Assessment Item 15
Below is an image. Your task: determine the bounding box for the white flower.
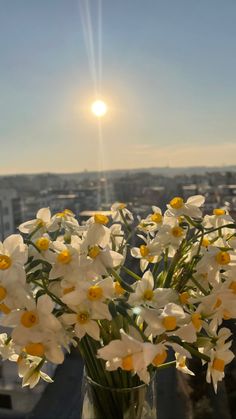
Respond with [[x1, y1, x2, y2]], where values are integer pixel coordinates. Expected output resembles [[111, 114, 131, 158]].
[[203, 209, 234, 239], [19, 208, 56, 235], [82, 244, 124, 276], [141, 303, 188, 337], [175, 353, 195, 376], [197, 247, 236, 274], [1, 295, 62, 349], [138, 206, 163, 234], [0, 235, 28, 285], [18, 357, 53, 388], [128, 270, 177, 308], [206, 346, 234, 393], [0, 280, 30, 313], [111, 203, 133, 224], [131, 236, 162, 272], [47, 239, 80, 280], [84, 213, 111, 248], [62, 303, 101, 341], [155, 221, 186, 257], [97, 330, 150, 384], [30, 233, 53, 260], [62, 276, 113, 321], [197, 282, 236, 331], [0, 334, 19, 361], [50, 209, 79, 233], [165, 195, 205, 218]]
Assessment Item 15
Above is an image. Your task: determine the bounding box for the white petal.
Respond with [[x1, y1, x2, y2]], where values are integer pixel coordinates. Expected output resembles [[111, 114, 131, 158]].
[[37, 208, 51, 223], [37, 295, 54, 314], [4, 235, 23, 254], [61, 313, 77, 325], [186, 195, 205, 207], [85, 320, 100, 340]]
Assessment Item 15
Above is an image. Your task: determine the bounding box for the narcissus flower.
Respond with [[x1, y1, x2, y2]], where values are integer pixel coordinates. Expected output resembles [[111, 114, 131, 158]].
[[0, 235, 28, 285], [111, 203, 133, 224], [166, 195, 205, 218], [97, 330, 150, 383]]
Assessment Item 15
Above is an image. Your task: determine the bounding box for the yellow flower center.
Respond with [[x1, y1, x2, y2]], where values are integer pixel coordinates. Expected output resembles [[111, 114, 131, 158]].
[[201, 238, 210, 247], [191, 313, 202, 330], [63, 286, 75, 295], [57, 249, 72, 264], [118, 203, 126, 210], [21, 311, 39, 328], [0, 286, 7, 302], [179, 292, 189, 305], [87, 285, 103, 301], [169, 197, 184, 209], [171, 226, 184, 238], [215, 251, 231, 265], [36, 237, 50, 251], [94, 214, 109, 225], [178, 359, 186, 368], [213, 298, 222, 309], [88, 246, 100, 259], [114, 281, 125, 295], [162, 316, 177, 331], [151, 213, 162, 223], [64, 209, 74, 216], [25, 342, 45, 357], [213, 209, 226, 216], [212, 358, 225, 372], [139, 245, 149, 257], [143, 289, 154, 301], [77, 312, 89, 324], [0, 303, 11, 314], [0, 255, 12, 270], [55, 209, 74, 218], [152, 350, 167, 366], [229, 281, 236, 294], [55, 212, 65, 218], [223, 310, 231, 320], [122, 355, 133, 371]]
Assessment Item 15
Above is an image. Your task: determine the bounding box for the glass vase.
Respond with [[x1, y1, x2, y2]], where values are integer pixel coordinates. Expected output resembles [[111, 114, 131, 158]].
[[81, 373, 157, 419]]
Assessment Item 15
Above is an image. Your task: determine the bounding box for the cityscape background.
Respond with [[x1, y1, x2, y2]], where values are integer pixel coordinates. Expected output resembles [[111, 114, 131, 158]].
[[1, 0, 236, 417], [1, 166, 236, 242]]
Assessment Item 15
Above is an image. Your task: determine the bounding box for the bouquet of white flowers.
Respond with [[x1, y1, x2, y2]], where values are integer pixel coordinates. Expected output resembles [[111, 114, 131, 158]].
[[0, 196, 235, 417]]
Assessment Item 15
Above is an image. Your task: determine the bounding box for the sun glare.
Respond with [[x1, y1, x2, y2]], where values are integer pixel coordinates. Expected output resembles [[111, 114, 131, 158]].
[[91, 100, 108, 117]]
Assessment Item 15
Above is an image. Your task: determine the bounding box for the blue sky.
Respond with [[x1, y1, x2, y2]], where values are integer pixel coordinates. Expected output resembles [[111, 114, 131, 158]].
[[0, 0, 236, 174]]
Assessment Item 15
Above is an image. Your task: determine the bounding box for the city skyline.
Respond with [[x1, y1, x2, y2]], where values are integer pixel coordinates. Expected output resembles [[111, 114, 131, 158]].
[[1, 0, 236, 175]]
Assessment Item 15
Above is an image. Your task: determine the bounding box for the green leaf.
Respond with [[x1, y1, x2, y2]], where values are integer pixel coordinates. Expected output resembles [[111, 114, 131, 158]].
[[108, 301, 117, 318], [35, 289, 46, 301]]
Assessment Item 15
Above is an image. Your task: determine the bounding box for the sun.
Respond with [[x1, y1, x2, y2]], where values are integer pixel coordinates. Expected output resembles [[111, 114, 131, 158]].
[[91, 100, 108, 117]]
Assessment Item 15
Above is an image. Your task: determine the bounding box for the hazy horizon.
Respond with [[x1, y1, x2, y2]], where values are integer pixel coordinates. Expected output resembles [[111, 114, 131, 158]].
[[1, 162, 236, 178], [1, 1, 236, 175]]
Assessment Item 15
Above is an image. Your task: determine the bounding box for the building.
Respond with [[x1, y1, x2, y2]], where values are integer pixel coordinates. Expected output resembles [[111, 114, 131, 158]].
[[0, 189, 22, 241]]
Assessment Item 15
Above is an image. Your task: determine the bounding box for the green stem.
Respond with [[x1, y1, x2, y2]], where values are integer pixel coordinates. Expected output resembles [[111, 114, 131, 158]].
[[28, 223, 43, 240], [109, 268, 134, 292], [121, 266, 142, 281], [119, 209, 132, 233], [156, 360, 176, 370], [164, 245, 184, 288], [181, 342, 210, 362], [190, 276, 208, 296]]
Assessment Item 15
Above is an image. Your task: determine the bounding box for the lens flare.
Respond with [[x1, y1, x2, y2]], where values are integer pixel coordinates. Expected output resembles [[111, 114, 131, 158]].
[[91, 100, 107, 117]]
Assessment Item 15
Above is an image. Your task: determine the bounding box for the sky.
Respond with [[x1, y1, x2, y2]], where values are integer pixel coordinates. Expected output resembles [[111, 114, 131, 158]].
[[0, 0, 236, 175]]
